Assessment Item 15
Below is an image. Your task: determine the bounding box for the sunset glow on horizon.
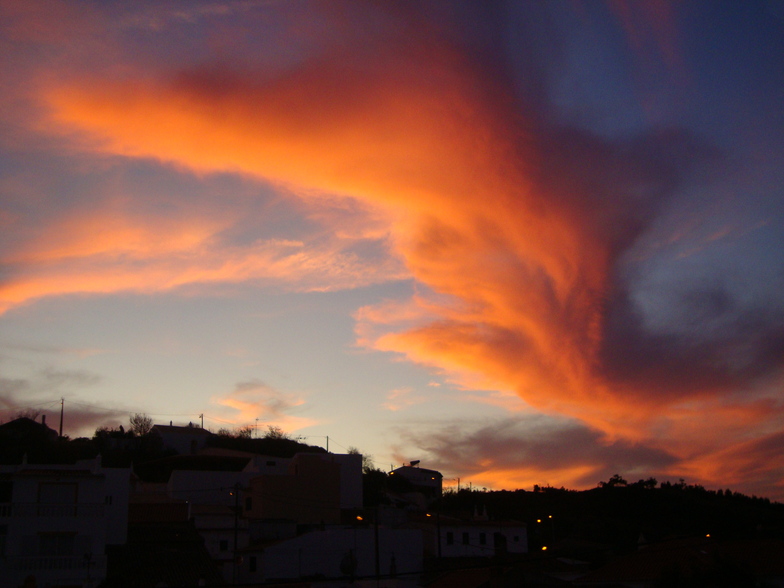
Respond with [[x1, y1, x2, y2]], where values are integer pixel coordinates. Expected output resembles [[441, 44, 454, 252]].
[[2, 1, 783, 499]]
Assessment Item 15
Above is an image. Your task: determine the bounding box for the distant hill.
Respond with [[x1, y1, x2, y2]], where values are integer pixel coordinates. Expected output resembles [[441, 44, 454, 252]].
[[434, 481, 784, 560]]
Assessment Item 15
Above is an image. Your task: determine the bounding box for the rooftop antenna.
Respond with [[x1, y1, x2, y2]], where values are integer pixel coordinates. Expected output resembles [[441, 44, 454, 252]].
[[59, 397, 64, 437]]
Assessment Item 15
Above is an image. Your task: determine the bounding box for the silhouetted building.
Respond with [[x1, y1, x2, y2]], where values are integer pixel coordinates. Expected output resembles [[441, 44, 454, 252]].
[[150, 423, 211, 455], [390, 464, 443, 504]]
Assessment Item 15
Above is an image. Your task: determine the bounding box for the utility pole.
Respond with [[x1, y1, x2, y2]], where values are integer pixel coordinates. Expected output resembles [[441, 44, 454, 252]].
[[326, 435, 329, 452], [59, 398, 64, 437], [199, 413, 204, 428], [374, 507, 380, 586], [233, 482, 239, 584]]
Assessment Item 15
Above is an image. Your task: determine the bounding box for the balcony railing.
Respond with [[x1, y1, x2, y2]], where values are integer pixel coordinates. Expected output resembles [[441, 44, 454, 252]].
[[10, 554, 107, 571], [0, 503, 104, 518]]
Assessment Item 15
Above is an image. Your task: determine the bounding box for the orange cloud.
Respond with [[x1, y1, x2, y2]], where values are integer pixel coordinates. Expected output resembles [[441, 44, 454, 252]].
[[34, 20, 727, 435], [14, 2, 784, 497], [382, 387, 425, 412], [210, 378, 318, 433], [0, 191, 405, 314]]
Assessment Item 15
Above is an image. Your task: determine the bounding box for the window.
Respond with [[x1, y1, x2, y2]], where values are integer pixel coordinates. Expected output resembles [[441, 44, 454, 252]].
[[39, 533, 75, 556], [479, 533, 486, 545], [219, 539, 229, 552], [446, 532, 454, 546], [0, 478, 12, 502], [266, 461, 276, 466], [249, 556, 257, 573], [462, 532, 469, 545], [513, 535, 519, 542], [245, 496, 252, 511], [38, 483, 77, 504], [105, 495, 113, 505]]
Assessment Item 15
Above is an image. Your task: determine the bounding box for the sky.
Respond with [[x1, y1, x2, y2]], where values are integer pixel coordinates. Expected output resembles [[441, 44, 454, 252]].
[[1, 0, 783, 499]]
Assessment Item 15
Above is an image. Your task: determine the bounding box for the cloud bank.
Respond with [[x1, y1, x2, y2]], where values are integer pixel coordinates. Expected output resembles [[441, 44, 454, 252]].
[[1, 1, 783, 497]]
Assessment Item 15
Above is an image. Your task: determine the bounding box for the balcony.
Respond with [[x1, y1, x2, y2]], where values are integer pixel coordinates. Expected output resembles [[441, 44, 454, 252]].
[[0, 503, 105, 518], [10, 554, 107, 572]]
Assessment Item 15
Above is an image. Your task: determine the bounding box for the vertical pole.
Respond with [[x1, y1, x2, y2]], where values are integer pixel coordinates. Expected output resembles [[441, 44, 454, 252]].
[[374, 507, 380, 586], [437, 510, 442, 558], [326, 436, 329, 453], [233, 482, 239, 584], [59, 397, 64, 437], [200, 413, 204, 429]]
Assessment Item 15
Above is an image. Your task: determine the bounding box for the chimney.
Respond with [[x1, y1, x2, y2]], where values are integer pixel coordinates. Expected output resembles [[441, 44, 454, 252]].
[[41, 414, 46, 426]]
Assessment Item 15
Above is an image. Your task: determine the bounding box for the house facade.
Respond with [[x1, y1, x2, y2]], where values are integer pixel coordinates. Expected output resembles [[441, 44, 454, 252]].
[[236, 526, 423, 585], [0, 457, 130, 588]]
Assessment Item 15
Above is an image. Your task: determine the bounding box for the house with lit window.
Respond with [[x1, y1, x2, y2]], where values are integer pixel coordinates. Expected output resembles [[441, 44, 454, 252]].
[[0, 456, 130, 588]]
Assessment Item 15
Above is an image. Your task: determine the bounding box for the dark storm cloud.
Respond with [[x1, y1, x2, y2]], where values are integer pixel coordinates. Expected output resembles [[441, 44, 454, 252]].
[[398, 417, 678, 488]]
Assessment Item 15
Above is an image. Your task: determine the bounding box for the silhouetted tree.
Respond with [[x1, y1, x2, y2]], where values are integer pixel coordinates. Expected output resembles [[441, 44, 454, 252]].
[[129, 413, 153, 436], [263, 425, 288, 439], [599, 474, 628, 488], [5, 408, 42, 423], [236, 425, 253, 439], [348, 446, 375, 473]]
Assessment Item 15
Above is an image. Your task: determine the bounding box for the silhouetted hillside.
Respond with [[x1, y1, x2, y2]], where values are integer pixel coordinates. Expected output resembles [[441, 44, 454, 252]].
[[433, 478, 784, 563], [205, 433, 327, 458]]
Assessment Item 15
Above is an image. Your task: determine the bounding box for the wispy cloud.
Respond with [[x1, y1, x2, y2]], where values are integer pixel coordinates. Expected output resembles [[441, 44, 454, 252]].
[[382, 387, 425, 412], [210, 378, 318, 433]]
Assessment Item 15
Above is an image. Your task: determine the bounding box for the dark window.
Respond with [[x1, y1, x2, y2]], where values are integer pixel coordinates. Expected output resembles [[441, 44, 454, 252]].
[[249, 556, 257, 573], [513, 535, 519, 542], [479, 532, 486, 545], [39, 533, 74, 556], [105, 495, 113, 505], [219, 539, 229, 552], [266, 461, 276, 466], [446, 532, 454, 545], [0, 478, 12, 502], [245, 496, 252, 511], [462, 532, 469, 545], [38, 483, 77, 504]]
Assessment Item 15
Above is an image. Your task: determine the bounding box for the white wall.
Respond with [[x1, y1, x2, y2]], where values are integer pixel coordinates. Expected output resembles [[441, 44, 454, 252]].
[[239, 526, 423, 583]]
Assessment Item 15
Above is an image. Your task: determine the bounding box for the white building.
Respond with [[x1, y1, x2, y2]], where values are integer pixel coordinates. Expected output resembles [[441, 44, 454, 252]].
[[237, 526, 423, 585], [436, 520, 528, 558], [0, 457, 131, 588]]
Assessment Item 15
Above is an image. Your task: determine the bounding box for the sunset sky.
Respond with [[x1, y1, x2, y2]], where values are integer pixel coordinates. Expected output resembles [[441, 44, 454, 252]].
[[1, 1, 783, 499]]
